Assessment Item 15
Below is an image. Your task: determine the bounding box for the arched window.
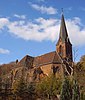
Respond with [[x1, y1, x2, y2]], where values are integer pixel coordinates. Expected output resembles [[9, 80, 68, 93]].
[[52, 66, 59, 75], [59, 45, 63, 56]]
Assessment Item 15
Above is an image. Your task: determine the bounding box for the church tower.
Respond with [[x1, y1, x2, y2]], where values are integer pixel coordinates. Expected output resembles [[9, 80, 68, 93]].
[[56, 13, 73, 62]]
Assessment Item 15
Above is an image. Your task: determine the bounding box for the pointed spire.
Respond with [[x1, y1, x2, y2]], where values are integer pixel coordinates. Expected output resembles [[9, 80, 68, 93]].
[[59, 10, 68, 42]]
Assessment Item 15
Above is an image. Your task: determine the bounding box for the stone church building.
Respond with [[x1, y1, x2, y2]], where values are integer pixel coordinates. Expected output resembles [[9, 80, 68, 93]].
[[0, 13, 73, 83]]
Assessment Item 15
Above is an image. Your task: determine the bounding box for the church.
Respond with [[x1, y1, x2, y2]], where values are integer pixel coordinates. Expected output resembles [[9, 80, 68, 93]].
[[16, 13, 73, 79], [0, 13, 73, 82]]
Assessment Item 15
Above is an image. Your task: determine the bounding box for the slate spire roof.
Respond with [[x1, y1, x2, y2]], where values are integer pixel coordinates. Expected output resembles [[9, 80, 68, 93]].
[[59, 13, 69, 43]]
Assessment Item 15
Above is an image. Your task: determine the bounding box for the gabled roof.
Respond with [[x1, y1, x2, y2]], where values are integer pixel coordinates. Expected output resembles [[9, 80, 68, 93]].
[[33, 51, 62, 67], [18, 55, 34, 68], [18, 51, 62, 67], [19, 55, 32, 63]]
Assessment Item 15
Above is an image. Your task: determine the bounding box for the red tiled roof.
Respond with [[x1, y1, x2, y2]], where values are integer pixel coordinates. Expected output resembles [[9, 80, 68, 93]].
[[33, 51, 61, 67]]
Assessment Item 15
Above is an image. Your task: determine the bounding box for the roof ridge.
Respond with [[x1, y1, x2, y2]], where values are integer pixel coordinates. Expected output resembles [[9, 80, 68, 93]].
[[34, 51, 55, 58]]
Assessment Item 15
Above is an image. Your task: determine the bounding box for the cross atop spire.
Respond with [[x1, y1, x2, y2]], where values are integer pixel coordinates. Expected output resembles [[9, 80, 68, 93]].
[[61, 8, 64, 15]]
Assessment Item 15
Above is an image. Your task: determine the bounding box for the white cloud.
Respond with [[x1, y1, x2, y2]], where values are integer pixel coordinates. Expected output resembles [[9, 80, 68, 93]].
[[0, 16, 85, 46], [30, 3, 57, 14], [14, 14, 26, 19], [7, 18, 59, 41], [0, 18, 9, 29], [0, 48, 10, 54], [66, 17, 85, 46]]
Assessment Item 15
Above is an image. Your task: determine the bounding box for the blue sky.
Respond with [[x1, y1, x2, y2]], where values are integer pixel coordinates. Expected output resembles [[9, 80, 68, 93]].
[[0, 0, 85, 64]]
